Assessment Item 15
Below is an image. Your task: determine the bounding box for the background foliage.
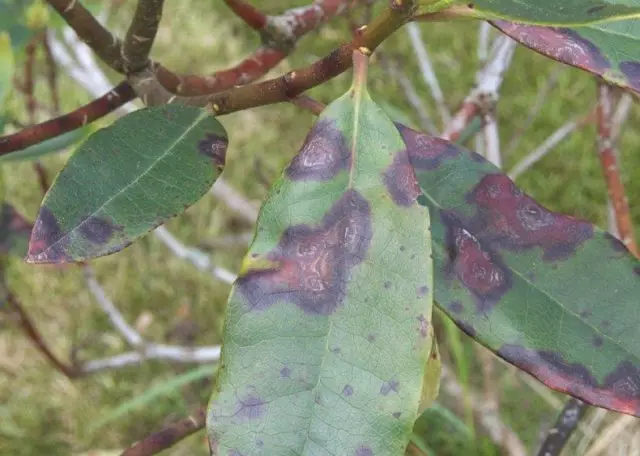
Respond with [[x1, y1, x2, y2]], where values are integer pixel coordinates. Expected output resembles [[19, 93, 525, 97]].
[[1, 0, 639, 455]]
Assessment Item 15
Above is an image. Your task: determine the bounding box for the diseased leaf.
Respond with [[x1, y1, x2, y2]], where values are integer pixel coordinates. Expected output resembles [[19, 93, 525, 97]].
[[207, 65, 434, 455], [456, 0, 640, 25], [27, 104, 227, 263], [493, 19, 640, 95], [0, 203, 32, 257], [399, 124, 640, 417]]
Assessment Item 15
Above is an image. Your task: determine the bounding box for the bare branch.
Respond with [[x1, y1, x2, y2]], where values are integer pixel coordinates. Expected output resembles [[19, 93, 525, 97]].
[[121, 406, 206, 456], [122, 0, 166, 73], [405, 22, 450, 125], [45, 0, 125, 73], [153, 227, 237, 284], [536, 398, 588, 456], [596, 83, 638, 256], [224, 0, 268, 30]]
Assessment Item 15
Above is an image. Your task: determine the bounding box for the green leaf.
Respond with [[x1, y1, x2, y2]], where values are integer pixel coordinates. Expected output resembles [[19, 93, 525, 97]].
[[0, 0, 37, 51], [456, 0, 640, 25], [0, 126, 92, 163], [493, 19, 640, 95], [26, 104, 227, 263], [208, 68, 434, 455], [399, 124, 640, 417], [0, 32, 14, 110], [0, 203, 32, 257]]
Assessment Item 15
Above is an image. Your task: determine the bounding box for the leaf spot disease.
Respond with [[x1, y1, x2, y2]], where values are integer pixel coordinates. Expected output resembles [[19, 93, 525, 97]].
[[380, 379, 399, 396], [197, 133, 228, 169], [28, 206, 71, 262], [620, 61, 640, 94], [355, 446, 373, 456], [470, 174, 593, 261], [499, 345, 640, 415], [78, 215, 122, 245], [397, 123, 460, 171], [392, 411, 401, 419], [236, 190, 372, 315], [593, 336, 604, 348], [382, 147, 421, 207], [417, 314, 429, 338], [280, 367, 291, 378], [342, 384, 354, 396], [234, 394, 265, 421], [286, 119, 351, 181]]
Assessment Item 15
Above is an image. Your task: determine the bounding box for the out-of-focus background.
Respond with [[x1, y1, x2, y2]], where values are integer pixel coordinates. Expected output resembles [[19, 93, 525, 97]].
[[1, 1, 639, 455]]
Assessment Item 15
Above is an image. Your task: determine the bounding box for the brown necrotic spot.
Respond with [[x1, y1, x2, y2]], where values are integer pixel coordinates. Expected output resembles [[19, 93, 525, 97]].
[[237, 190, 372, 314], [380, 379, 399, 396], [79, 215, 122, 245], [493, 22, 610, 75], [620, 61, 640, 93], [197, 133, 228, 169], [396, 123, 459, 171], [342, 384, 354, 396], [28, 206, 71, 262], [498, 345, 640, 415], [469, 174, 593, 261], [383, 148, 420, 207], [441, 210, 512, 313], [286, 119, 351, 181]]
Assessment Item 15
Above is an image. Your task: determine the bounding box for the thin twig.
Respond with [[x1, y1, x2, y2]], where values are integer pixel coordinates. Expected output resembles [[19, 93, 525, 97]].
[[42, 33, 61, 115], [0, 81, 136, 154], [477, 21, 492, 65], [24, 37, 39, 125], [536, 398, 588, 456], [120, 406, 206, 456], [121, 0, 166, 73], [405, 22, 450, 125], [45, 0, 125, 73], [508, 108, 597, 180], [611, 92, 634, 143], [210, 178, 259, 224], [482, 112, 501, 167], [7, 293, 80, 378], [224, 0, 268, 30], [596, 83, 638, 256], [504, 66, 564, 156], [378, 52, 438, 135], [153, 227, 237, 284]]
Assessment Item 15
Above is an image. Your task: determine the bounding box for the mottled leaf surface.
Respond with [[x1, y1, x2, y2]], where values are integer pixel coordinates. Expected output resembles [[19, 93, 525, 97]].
[[400, 125, 640, 417], [0, 203, 32, 257], [493, 19, 640, 95], [27, 104, 227, 263], [459, 0, 640, 25], [207, 78, 434, 455]]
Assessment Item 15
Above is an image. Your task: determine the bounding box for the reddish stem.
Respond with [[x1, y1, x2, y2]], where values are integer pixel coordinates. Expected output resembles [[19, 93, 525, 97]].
[[441, 101, 479, 142], [0, 81, 136, 155], [120, 406, 206, 456], [7, 293, 80, 378], [596, 83, 638, 256], [224, 0, 268, 30]]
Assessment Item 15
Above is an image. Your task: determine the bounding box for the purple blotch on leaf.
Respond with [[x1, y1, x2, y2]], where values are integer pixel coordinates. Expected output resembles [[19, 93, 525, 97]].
[[28, 206, 71, 262], [634, 266, 640, 277], [469, 174, 593, 261], [417, 285, 429, 297], [620, 62, 640, 93], [380, 379, 399, 396], [593, 336, 604, 348], [392, 412, 401, 419], [604, 232, 629, 254], [234, 394, 265, 421], [448, 301, 464, 314], [382, 147, 421, 207], [493, 22, 610, 75], [367, 334, 376, 342], [586, 4, 606, 14], [286, 119, 351, 181], [236, 190, 372, 315], [441, 210, 512, 313], [342, 384, 354, 396], [417, 314, 428, 338], [280, 367, 291, 378], [355, 446, 373, 456], [228, 451, 244, 456], [396, 123, 460, 171], [456, 320, 477, 338], [197, 133, 227, 169], [79, 215, 122, 245]]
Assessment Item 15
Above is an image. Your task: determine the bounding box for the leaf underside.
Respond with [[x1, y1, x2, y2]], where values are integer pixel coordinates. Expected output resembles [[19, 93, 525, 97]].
[[462, 0, 640, 25], [26, 104, 228, 264], [207, 80, 434, 454], [493, 19, 640, 95], [399, 124, 640, 417]]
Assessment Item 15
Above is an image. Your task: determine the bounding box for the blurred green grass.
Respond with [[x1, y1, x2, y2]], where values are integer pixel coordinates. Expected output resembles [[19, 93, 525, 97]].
[[1, 1, 639, 455]]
